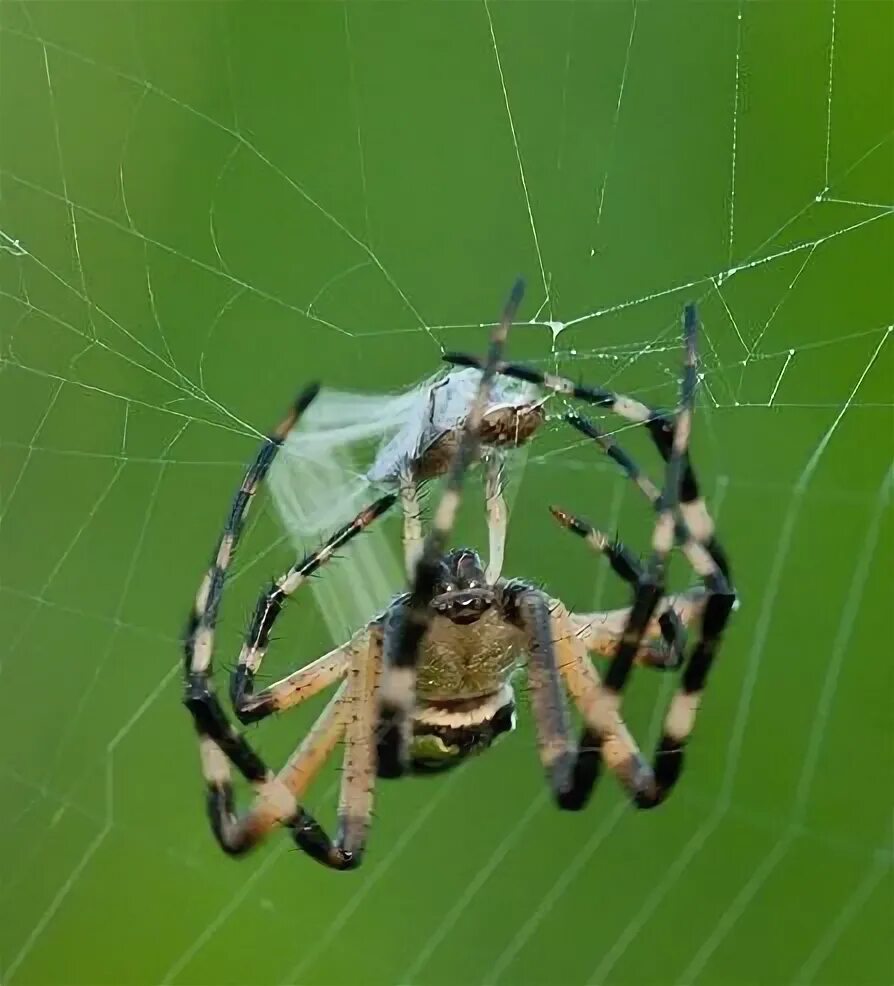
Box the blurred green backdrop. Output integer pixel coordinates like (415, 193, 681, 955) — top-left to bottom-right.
(1, 1, 892, 984)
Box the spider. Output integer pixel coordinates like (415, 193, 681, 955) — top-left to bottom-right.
(182, 278, 736, 869)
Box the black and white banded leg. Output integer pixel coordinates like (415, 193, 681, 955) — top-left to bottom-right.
(376, 277, 526, 777)
(447, 304, 731, 587)
(182, 386, 394, 865)
(229, 493, 395, 723)
(567, 306, 735, 807)
(450, 304, 736, 808)
(549, 507, 688, 670)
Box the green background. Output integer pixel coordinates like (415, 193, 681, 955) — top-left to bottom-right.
(1, 1, 892, 984)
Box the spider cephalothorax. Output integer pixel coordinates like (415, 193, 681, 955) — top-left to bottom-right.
(430, 548, 493, 623)
(183, 278, 735, 870)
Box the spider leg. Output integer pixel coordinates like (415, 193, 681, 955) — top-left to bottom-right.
(547, 598, 654, 808)
(508, 586, 576, 800)
(567, 593, 707, 670)
(377, 277, 525, 777)
(549, 508, 689, 670)
(497, 585, 648, 808)
(563, 412, 730, 583)
(337, 624, 382, 858)
(562, 307, 736, 806)
(229, 494, 395, 723)
(399, 466, 425, 579)
(231, 627, 380, 868)
(560, 307, 700, 805)
(595, 326, 695, 680)
(235, 680, 348, 858)
(183, 386, 320, 854)
(232, 644, 350, 724)
(441, 352, 653, 424)
(182, 385, 395, 864)
(292, 627, 383, 866)
(484, 449, 508, 583)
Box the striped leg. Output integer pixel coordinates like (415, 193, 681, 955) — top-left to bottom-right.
(585, 304, 699, 698)
(398, 468, 425, 579)
(563, 413, 727, 582)
(235, 682, 348, 858)
(377, 277, 526, 777)
(183, 385, 320, 855)
(232, 628, 380, 867)
(201, 628, 380, 863)
(549, 508, 687, 670)
(499, 586, 653, 810)
(441, 353, 653, 423)
(182, 385, 395, 863)
(229, 493, 395, 723)
(562, 307, 704, 806)
(291, 627, 383, 867)
(484, 450, 508, 583)
(558, 307, 736, 806)
(566, 588, 708, 670)
(548, 600, 652, 808)
(514, 588, 576, 799)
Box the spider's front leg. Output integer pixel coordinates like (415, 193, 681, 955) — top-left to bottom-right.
(376, 277, 525, 776)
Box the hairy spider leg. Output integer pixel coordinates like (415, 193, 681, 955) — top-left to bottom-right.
(494, 579, 658, 810)
(183, 384, 325, 854)
(398, 465, 425, 578)
(229, 492, 395, 722)
(335, 626, 382, 856)
(483, 449, 508, 583)
(567, 306, 697, 802)
(556, 305, 735, 807)
(546, 599, 655, 808)
(377, 277, 526, 777)
(182, 384, 395, 865)
(549, 507, 688, 670)
(446, 314, 731, 587)
(515, 589, 576, 796)
(563, 412, 727, 584)
(441, 351, 644, 421)
(290, 626, 384, 866)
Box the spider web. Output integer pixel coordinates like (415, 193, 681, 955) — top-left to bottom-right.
(0, 2, 891, 985)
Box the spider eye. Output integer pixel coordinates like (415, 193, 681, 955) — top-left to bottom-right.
(468, 581, 480, 589)
(443, 583, 457, 593)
